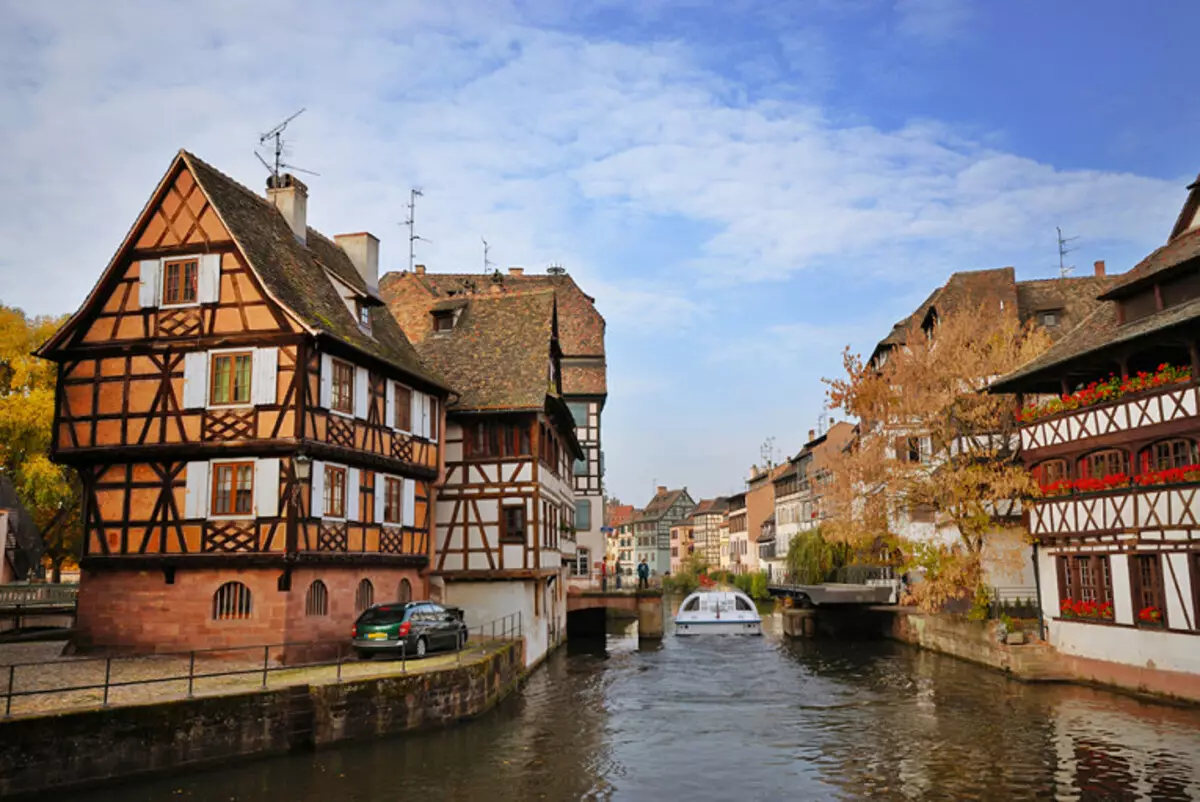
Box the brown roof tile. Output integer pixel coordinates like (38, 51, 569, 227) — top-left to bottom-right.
(1099, 227, 1200, 300)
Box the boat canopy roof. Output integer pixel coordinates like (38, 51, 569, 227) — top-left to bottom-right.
(678, 590, 757, 613)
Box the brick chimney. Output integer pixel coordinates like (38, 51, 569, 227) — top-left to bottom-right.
(335, 232, 379, 291)
(656, 485, 667, 495)
(1094, 260, 1106, 277)
(266, 174, 307, 245)
(414, 264, 426, 275)
(509, 267, 525, 276)
(808, 429, 815, 441)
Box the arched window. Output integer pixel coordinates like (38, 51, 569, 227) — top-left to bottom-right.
(398, 578, 413, 603)
(1032, 459, 1069, 485)
(355, 579, 375, 613)
(1079, 449, 1128, 479)
(1141, 439, 1198, 472)
(305, 580, 328, 616)
(212, 581, 252, 620)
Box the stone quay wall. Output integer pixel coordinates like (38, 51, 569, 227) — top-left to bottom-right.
(0, 641, 525, 798)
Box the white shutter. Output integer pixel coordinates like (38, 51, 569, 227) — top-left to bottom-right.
(310, 460, 325, 518)
(385, 382, 396, 430)
(185, 461, 210, 519)
(354, 366, 369, 419)
(402, 478, 416, 528)
(320, 354, 333, 409)
(198, 253, 221, 303)
(254, 458, 280, 518)
(414, 391, 428, 438)
(375, 474, 387, 524)
(182, 351, 209, 409)
(423, 394, 434, 440)
(252, 348, 278, 406)
(138, 260, 161, 309)
(347, 468, 360, 521)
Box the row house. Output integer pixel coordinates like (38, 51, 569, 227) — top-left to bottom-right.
(669, 520, 694, 574)
(382, 280, 582, 666)
(762, 460, 802, 580)
(991, 178, 1200, 684)
(725, 492, 747, 573)
(869, 267, 1113, 592)
(614, 512, 638, 577)
(382, 266, 606, 585)
(633, 486, 695, 575)
(690, 497, 728, 567)
(38, 153, 450, 656)
(744, 464, 787, 573)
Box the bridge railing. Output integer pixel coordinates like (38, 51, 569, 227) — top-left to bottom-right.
(0, 584, 79, 606)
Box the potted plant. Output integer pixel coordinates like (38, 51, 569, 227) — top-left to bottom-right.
(1137, 606, 1165, 627)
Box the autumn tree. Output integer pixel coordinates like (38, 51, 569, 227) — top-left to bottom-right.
(822, 299, 1052, 609)
(0, 304, 78, 581)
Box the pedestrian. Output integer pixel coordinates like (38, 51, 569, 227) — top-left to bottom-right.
(614, 559, 623, 590)
(600, 559, 608, 592)
(637, 558, 650, 590)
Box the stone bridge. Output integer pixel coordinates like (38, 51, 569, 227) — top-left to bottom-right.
(565, 588, 664, 639)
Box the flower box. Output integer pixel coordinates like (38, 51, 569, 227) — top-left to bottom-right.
(1039, 466, 1200, 498)
(1059, 598, 1114, 621)
(1137, 606, 1164, 627)
(1017, 364, 1192, 424)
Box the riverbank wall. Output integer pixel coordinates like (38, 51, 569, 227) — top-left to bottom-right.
(0, 641, 526, 798)
(886, 609, 1200, 706)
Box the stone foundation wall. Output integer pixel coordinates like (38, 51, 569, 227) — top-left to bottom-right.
(0, 641, 525, 798)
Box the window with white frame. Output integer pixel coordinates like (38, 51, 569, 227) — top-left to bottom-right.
(139, 254, 220, 309)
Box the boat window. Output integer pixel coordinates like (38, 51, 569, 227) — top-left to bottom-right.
(683, 596, 700, 612)
(735, 596, 753, 611)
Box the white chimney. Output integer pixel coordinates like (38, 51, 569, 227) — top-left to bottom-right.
(267, 174, 307, 245)
(335, 232, 380, 291)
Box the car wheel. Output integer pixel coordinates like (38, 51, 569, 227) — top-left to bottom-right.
(459, 630, 468, 649)
(415, 636, 428, 658)
(356, 650, 373, 660)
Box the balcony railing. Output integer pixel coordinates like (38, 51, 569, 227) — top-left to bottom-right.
(1029, 482, 1200, 539)
(1021, 380, 1200, 453)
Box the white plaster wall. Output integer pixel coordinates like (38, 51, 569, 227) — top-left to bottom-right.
(1165, 552, 1196, 630)
(1110, 555, 1134, 625)
(444, 578, 559, 668)
(1050, 619, 1200, 675)
(980, 527, 1035, 589)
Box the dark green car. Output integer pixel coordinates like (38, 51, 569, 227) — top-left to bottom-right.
(352, 601, 467, 659)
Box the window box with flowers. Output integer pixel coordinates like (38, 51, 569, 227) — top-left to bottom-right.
(1017, 364, 1192, 424)
(1137, 606, 1165, 628)
(1058, 598, 1114, 622)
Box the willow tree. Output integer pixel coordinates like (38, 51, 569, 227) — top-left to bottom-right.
(0, 305, 78, 580)
(822, 299, 1052, 609)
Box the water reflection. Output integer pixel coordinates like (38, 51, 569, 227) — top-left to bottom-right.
(61, 612, 1200, 802)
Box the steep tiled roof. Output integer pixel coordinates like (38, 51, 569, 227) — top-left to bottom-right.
(692, 497, 729, 517)
(415, 290, 557, 412)
(1098, 227, 1200, 300)
(606, 504, 635, 528)
(382, 269, 606, 396)
(183, 153, 448, 390)
(636, 487, 692, 522)
(991, 295, 1200, 393)
(873, 268, 1017, 358)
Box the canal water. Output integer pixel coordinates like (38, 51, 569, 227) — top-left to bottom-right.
(64, 612, 1200, 801)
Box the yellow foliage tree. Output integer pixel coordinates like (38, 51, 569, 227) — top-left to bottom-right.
(822, 299, 1052, 609)
(0, 305, 78, 581)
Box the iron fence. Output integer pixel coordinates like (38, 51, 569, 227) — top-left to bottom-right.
(988, 587, 1040, 620)
(0, 583, 79, 605)
(1, 611, 522, 718)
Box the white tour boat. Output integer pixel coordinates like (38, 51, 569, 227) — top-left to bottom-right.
(674, 590, 763, 636)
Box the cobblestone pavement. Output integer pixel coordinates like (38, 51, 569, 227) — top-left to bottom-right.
(0, 637, 514, 719)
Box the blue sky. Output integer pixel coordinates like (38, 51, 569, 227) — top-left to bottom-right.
(1, 0, 1196, 506)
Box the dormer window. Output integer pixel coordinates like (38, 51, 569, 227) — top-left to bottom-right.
(357, 302, 371, 329)
(1038, 310, 1060, 328)
(432, 311, 454, 332)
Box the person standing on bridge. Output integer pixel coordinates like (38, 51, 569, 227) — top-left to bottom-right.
(614, 559, 623, 590)
(637, 558, 650, 590)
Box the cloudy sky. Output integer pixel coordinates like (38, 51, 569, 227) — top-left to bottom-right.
(1, 0, 1196, 505)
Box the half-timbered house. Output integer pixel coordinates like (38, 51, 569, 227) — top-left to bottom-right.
(991, 178, 1200, 688)
(382, 266, 607, 584)
(382, 282, 583, 665)
(36, 152, 450, 656)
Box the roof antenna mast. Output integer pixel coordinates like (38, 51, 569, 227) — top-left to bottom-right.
(255, 108, 318, 181)
(482, 237, 495, 274)
(1056, 225, 1079, 279)
(404, 189, 429, 273)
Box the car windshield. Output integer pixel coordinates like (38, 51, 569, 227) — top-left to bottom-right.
(357, 605, 409, 626)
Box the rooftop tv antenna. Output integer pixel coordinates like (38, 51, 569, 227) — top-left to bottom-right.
(404, 189, 429, 273)
(1056, 226, 1078, 279)
(547, 262, 566, 276)
(255, 108, 319, 180)
(482, 237, 495, 274)
(760, 436, 777, 469)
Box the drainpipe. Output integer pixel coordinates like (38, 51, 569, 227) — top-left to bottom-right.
(1031, 539, 1045, 642)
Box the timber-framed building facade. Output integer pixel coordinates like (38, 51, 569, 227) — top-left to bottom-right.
(381, 279, 583, 665)
(992, 177, 1200, 688)
(38, 152, 451, 657)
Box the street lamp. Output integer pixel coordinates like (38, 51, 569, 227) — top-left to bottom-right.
(293, 453, 311, 481)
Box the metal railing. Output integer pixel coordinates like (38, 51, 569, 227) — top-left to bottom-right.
(988, 587, 1039, 620)
(1, 611, 522, 718)
(0, 583, 79, 606)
